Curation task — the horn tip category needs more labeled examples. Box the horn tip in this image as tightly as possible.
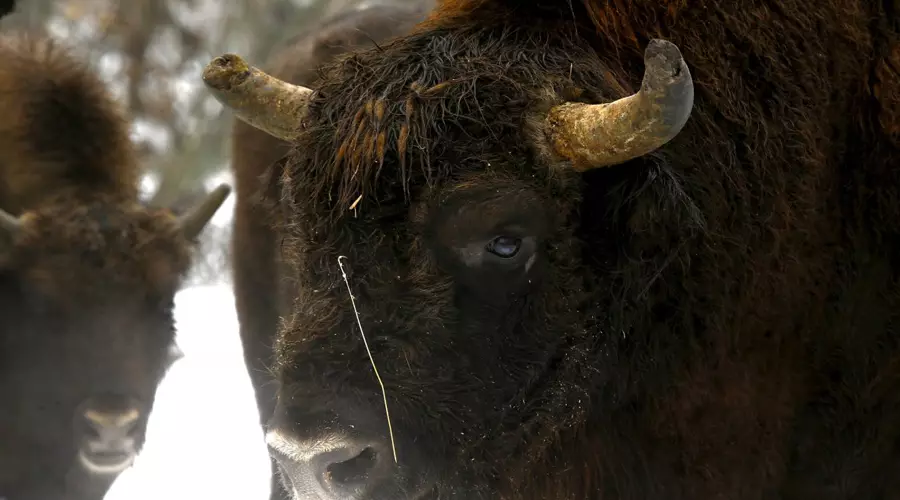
[202,54,251,90]
[211,182,233,198]
[176,182,232,240]
[207,183,233,210]
[643,38,690,84]
[641,38,694,128]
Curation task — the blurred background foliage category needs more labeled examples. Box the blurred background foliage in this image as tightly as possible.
[0,0,414,286]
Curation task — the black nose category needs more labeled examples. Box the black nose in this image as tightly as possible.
[267,428,389,498]
[75,395,142,474]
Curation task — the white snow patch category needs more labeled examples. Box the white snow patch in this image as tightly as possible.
[104,284,271,500]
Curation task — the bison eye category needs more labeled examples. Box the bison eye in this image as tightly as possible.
[485,236,522,258]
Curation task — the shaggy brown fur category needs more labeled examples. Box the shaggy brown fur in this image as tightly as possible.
[233,0,899,499]
[230,3,433,499]
[0,33,209,500]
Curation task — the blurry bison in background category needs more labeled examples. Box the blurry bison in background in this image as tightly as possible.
[0,32,230,500]
[210,0,900,499]
[228,2,433,499]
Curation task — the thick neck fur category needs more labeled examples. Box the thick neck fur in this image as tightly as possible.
[271,1,900,498]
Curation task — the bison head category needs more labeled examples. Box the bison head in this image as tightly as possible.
[0,186,228,497]
[205,16,692,500]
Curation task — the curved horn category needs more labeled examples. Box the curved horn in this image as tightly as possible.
[202,53,314,142]
[545,39,694,171]
[176,183,232,241]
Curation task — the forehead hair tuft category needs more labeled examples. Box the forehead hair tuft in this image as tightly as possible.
[279,21,607,222]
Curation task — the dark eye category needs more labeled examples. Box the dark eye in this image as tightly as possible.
[485,236,522,258]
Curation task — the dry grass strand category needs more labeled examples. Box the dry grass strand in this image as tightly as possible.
[337,255,399,463]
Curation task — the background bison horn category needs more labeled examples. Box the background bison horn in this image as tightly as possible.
[201,53,314,142]
[176,183,232,240]
[545,38,694,171]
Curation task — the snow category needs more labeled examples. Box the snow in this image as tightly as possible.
[103,284,272,500]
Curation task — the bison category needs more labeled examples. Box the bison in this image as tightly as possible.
[228,3,432,498]
[206,0,900,499]
[0,33,230,499]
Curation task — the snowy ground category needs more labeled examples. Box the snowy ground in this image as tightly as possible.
[103,284,273,500]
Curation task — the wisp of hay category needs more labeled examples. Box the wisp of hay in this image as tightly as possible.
[337,255,399,463]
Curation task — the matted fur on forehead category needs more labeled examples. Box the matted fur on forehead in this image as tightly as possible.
[277,20,616,221]
[3,194,192,304]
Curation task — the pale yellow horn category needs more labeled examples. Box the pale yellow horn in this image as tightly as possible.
[202,53,314,142]
[546,39,694,171]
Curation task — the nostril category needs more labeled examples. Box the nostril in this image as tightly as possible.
[121,417,140,437]
[125,426,139,439]
[81,422,101,440]
[324,447,378,486]
[266,427,392,496]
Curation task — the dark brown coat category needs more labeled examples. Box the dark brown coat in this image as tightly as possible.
[225,0,900,498]
[230,3,433,499]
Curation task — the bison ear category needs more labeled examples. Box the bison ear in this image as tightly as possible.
[545,39,694,171]
[175,183,232,241]
[0,209,23,255]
